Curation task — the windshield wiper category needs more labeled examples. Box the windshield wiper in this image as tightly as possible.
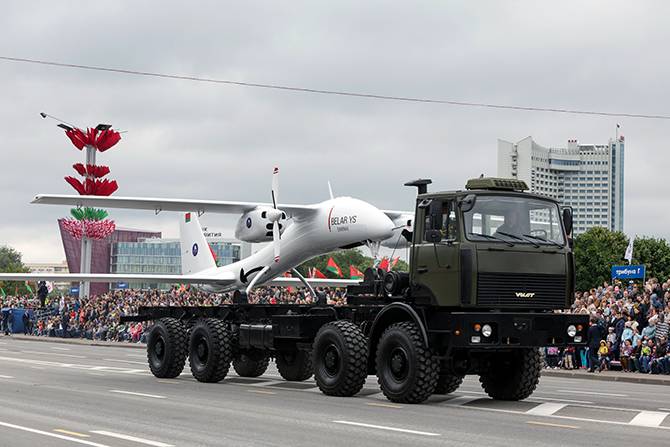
[468,232,514,247]
[497,231,540,248]
[522,233,563,248]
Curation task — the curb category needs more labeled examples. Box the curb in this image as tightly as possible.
[4,335,145,350]
[542,369,670,386]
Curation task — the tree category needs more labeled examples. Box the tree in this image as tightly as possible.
[0,245,31,296]
[631,236,670,281]
[573,227,628,291]
[297,249,408,278]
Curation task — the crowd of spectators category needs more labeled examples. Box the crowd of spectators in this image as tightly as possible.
[550,277,670,375]
[0,286,346,343]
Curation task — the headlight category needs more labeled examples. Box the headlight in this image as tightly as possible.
[481,324,493,338]
[567,325,577,338]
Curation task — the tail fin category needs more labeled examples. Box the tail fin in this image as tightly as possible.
[180,212,217,275]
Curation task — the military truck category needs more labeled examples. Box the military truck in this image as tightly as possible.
[122,177,588,404]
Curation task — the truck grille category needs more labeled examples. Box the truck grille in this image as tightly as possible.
[477,273,566,309]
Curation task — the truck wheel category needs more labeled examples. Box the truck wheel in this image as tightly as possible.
[188,318,233,383]
[376,322,439,404]
[147,318,187,378]
[479,348,541,400]
[434,373,463,395]
[313,320,368,397]
[233,350,270,377]
[276,350,313,381]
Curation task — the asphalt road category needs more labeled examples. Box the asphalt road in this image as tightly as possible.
[0,337,668,447]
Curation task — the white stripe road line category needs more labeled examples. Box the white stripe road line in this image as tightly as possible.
[526,402,568,416]
[22,350,87,359]
[109,390,166,399]
[51,347,71,351]
[0,421,112,447]
[91,430,174,447]
[0,375,14,379]
[629,411,669,427]
[443,395,481,406]
[555,389,628,397]
[333,421,440,437]
[103,358,147,365]
[527,396,594,405]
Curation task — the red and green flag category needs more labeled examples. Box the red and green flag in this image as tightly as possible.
[391,257,400,269]
[25,281,34,294]
[185,212,191,223]
[311,267,327,279]
[349,265,364,280]
[378,257,390,272]
[326,257,343,277]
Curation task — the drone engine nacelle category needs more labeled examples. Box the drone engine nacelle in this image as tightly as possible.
[234,207,287,243]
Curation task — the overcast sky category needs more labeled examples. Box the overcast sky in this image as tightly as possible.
[1,1,668,263]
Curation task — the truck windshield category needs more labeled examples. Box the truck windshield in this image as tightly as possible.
[462,195,565,246]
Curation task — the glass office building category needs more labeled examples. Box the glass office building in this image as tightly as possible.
[110,238,248,290]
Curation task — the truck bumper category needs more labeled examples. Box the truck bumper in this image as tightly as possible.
[427,312,589,349]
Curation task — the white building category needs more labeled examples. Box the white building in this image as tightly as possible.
[497,135,624,235]
[25,260,70,290]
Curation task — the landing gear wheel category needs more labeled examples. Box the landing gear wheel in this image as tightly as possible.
[188,318,233,383]
[276,350,313,381]
[233,350,270,377]
[313,320,368,397]
[376,322,439,404]
[434,373,464,395]
[147,318,187,378]
[479,348,542,400]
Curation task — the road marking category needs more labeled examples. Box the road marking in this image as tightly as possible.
[556,389,627,397]
[333,421,440,437]
[0,375,14,379]
[443,395,481,406]
[109,390,166,399]
[156,379,181,384]
[526,421,579,429]
[103,358,147,365]
[366,402,403,409]
[126,353,147,358]
[0,421,111,446]
[51,347,71,351]
[528,396,594,405]
[526,402,568,416]
[55,429,90,437]
[91,430,174,447]
[248,389,276,395]
[22,350,87,359]
[629,411,669,427]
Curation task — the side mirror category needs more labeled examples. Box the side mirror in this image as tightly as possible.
[459,194,476,212]
[562,207,573,235]
[424,229,442,243]
[428,200,443,230]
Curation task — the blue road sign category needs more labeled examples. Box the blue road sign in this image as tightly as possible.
[611,265,646,280]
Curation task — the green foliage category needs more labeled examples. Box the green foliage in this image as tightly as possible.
[573,227,628,291]
[70,207,108,221]
[297,249,408,278]
[630,236,670,281]
[0,245,31,295]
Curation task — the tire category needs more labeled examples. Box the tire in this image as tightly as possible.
[188,318,233,383]
[479,348,542,400]
[313,320,368,397]
[276,350,313,382]
[375,321,439,404]
[434,373,463,395]
[233,350,270,377]
[147,318,187,378]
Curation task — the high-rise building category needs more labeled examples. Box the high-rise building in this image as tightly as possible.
[497,135,624,235]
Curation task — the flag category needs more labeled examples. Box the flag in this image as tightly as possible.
[624,237,634,264]
[312,267,327,279]
[0,288,5,297]
[46,282,54,293]
[326,257,343,277]
[378,257,390,272]
[391,257,400,269]
[185,212,191,223]
[25,281,34,294]
[350,265,364,279]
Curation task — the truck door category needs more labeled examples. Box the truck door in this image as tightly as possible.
[411,199,460,306]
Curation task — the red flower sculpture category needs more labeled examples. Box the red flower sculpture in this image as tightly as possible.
[62,219,116,240]
[64,177,118,196]
[72,163,110,178]
[65,127,121,152]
